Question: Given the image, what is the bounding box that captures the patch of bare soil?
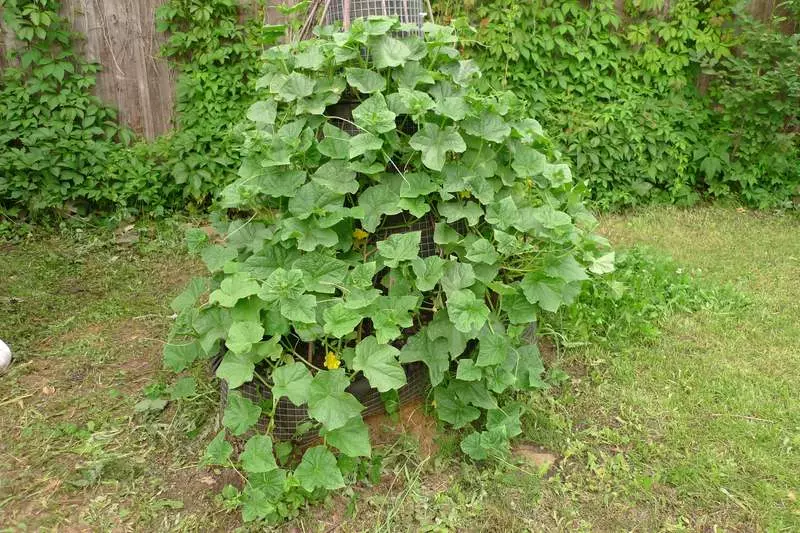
[365,399,439,458]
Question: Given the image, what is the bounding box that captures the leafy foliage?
[436,0,800,209]
[166,17,612,522]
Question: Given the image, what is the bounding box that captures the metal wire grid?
[218,361,429,442]
[323,0,425,35]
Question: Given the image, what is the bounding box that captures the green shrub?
[437,0,800,208]
[165,18,613,522]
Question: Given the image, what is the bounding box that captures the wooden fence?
[0,0,793,139]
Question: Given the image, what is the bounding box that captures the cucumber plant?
[165,17,614,522]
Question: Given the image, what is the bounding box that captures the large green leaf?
[318,123,351,159]
[247,100,277,125]
[209,273,259,308]
[512,146,547,178]
[399,332,450,386]
[271,362,313,405]
[170,278,207,313]
[399,172,438,198]
[371,35,411,69]
[409,123,466,171]
[226,321,264,354]
[259,268,305,303]
[163,341,204,373]
[433,386,480,428]
[463,112,510,143]
[476,332,511,367]
[520,273,565,313]
[294,446,345,492]
[280,293,317,323]
[311,160,358,195]
[288,182,344,220]
[545,255,589,283]
[410,255,446,292]
[438,201,483,226]
[434,96,469,121]
[393,61,435,89]
[352,336,406,392]
[456,359,483,381]
[345,67,386,93]
[216,351,256,389]
[377,231,421,267]
[222,391,262,436]
[441,261,476,294]
[202,430,233,466]
[352,93,397,133]
[502,292,538,325]
[357,184,402,232]
[447,289,489,333]
[323,417,371,458]
[276,72,315,101]
[240,435,278,473]
[292,253,348,294]
[307,369,364,430]
[322,303,364,338]
[466,238,499,265]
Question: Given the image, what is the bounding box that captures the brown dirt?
[511,443,559,474]
[365,399,439,458]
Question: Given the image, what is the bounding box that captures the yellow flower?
[352,228,369,241]
[458,190,472,199]
[324,351,341,370]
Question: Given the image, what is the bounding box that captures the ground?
[1,207,798,531]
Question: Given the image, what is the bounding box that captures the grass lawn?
[1,206,798,531]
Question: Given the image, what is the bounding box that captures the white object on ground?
[0,339,11,373]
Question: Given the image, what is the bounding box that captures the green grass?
[1,206,798,531]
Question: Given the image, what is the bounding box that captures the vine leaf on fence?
[399,332,450,386]
[227,321,265,354]
[216,351,256,389]
[294,446,345,492]
[410,123,467,171]
[377,231,421,267]
[307,369,364,430]
[209,273,260,308]
[346,67,386,94]
[322,417,372,458]
[447,289,490,333]
[271,362,313,405]
[352,336,406,392]
[222,391,262,436]
[240,435,279,473]
[203,431,233,466]
[433,386,480,428]
[323,303,364,338]
[352,93,397,133]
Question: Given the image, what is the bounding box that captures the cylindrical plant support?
[323,0,426,31]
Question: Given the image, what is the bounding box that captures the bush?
[165,18,613,522]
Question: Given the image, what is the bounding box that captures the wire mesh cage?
[218,359,429,443]
[322,0,426,35]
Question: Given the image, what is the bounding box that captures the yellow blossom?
[352,228,369,241]
[458,190,472,199]
[324,351,341,370]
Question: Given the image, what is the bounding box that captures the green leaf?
[399,332,450,386]
[428,310,470,356]
[543,163,573,187]
[216,351,255,389]
[307,369,364,430]
[311,160,358,194]
[530,205,572,230]
[276,72,315,101]
[463,112,510,143]
[240,435,278,473]
[346,68,386,93]
[344,287,381,309]
[170,278,207,313]
[209,273,260,308]
[456,359,483,381]
[241,486,275,523]
[460,432,487,460]
[409,123,466,171]
[294,445,345,492]
[294,45,326,70]
[247,100,277,125]
[348,262,378,288]
[487,404,523,438]
[352,93,397,134]
[433,386,480,429]
[589,252,616,275]
[545,255,589,283]
[271,362,313,405]
[434,96,469,121]
[386,88,435,116]
[466,238,499,264]
[358,184,402,232]
[476,332,511,367]
[447,289,489,333]
[185,228,209,254]
[410,255,446,291]
[441,261,476,294]
[520,274,565,313]
[438,201,483,226]
[201,245,238,273]
[433,222,462,245]
[450,380,498,409]
[222,391,262,436]
[485,197,520,230]
[516,345,547,389]
[259,268,305,302]
[288,182,344,220]
[280,294,317,323]
[512,146,547,178]
[163,341,204,372]
[319,123,351,159]
[323,417,372,457]
[399,172,438,198]
[169,377,197,400]
[202,430,233,466]
[393,61,435,89]
[227,321,265,354]
[349,132,383,158]
[377,231,421,267]
[372,35,411,69]
[249,468,287,501]
[502,292,538,325]
[352,336,406,393]
[293,253,348,294]
[460,427,509,460]
[323,303,364,338]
